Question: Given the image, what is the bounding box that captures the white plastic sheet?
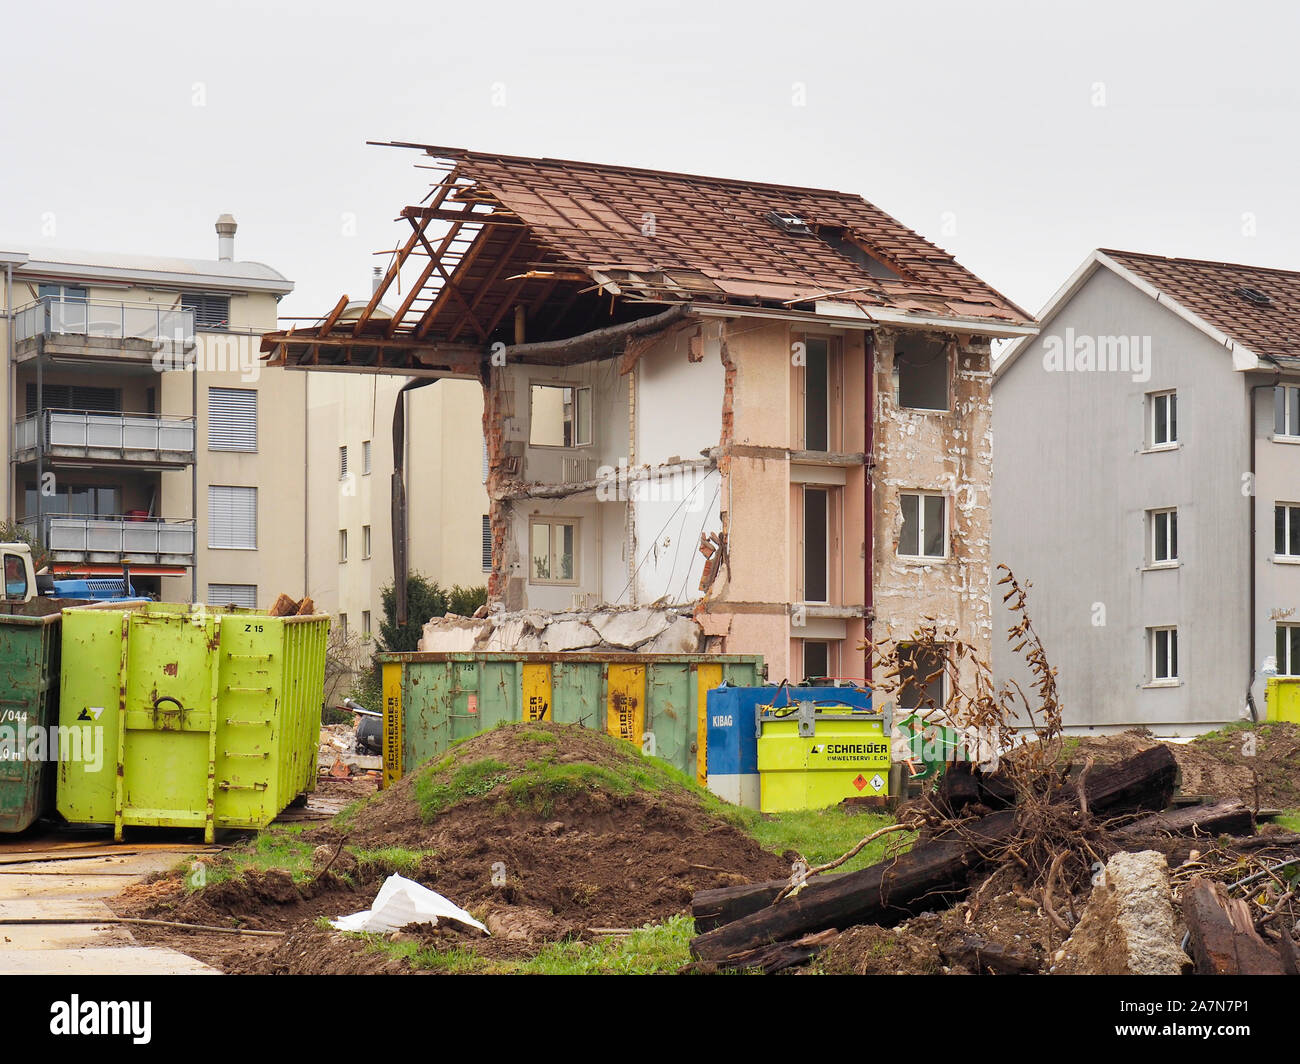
[330,874,489,934]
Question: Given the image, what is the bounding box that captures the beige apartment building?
[0,218,307,605]
[304,291,491,643]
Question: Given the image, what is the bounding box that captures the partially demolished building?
[263,144,1034,685]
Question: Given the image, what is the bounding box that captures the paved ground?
[0,841,220,975]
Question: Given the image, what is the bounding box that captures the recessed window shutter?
[208,485,257,548]
[207,583,257,608]
[481,514,492,571]
[208,388,257,451]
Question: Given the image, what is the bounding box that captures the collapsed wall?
[419,603,703,654]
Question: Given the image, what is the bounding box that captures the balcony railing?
[13,409,196,466]
[13,298,195,354]
[21,514,195,566]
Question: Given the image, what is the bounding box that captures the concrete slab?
[0,947,219,975]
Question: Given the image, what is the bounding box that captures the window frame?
[1276,503,1300,559]
[1274,384,1300,438]
[1148,390,1178,449]
[897,642,947,711]
[362,440,372,475]
[895,341,951,412]
[339,445,349,480]
[1149,626,1179,683]
[1148,507,1179,566]
[207,583,257,609]
[362,524,371,560]
[481,514,493,572]
[527,516,579,585]
[207,386,258,453]
[802,485,830,604]
[181,291,231,332]
[1276,624,1300,676]
[339,528,348,564]
[802,639,836,682]
[898,491,948,560]
[528,383,593,449]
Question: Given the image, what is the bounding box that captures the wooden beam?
[316,294,351,339]
[447,227,530,343]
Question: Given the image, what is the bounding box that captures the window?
[208,388,257,451]
[803,640,834,682]
[1276,504,1300,558]
[529,518,577,583]
[362,611,372,638]
[208,486,256,549]
[2,550,29,602]
[181,292,230,331]
[339,445,349,480]
[482,439,489,483]
[37,284,87,304]
[339,613,348,639]
[1275,385,1300,438]
[898,644,946,710]
[1150,627,1178,682]
[529,384,592,447]
[804,337,830,450]
[1149,391,1177,447]
[1149,508,1178,565]
[362,440,372,475]
[896,338,949,411]
[362,525,371,559]
[25,483,119,516]
[25,383,120,414]
[207,583,257,609]
[1277,625,1300,676]
[339,529,348,563]
[481,514,493,572]
[803,486,829,602]
[899,493,946,558]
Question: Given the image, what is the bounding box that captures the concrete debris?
[1054,851,1188,975]
[420,603,702,655]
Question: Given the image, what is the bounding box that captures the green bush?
[377,572,486,652]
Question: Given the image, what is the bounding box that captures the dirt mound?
[321,721,789,929]
[1063,724,1300,810]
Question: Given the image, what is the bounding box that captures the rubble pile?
[419,603,702,655]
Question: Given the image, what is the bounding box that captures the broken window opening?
[803,486,829,603]
[899,492,946,559]
[898,643,945,711]
[895,339,949,411]
[802,639,835,682]
[529,384,592,448]
[804,337,830,451]
[529,517,577,584]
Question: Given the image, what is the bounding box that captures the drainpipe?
[864,332,875,682]
[4,262,12,521]
[1247,365,1281,722]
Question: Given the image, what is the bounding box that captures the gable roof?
[996,249,1300,379]
[263,143,1032,374]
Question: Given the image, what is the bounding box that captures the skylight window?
[1234,285,1272,307]
[764,209,813,236]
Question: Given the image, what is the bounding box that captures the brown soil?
[1063,723,1300,809]
[112,721,789,973]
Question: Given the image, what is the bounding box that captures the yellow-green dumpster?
[57,602,328,841]
[757,699,891,813]
[1266,676,1300,722]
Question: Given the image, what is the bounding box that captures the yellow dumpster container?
[1265,676,1300,722]
[57,601,328,841]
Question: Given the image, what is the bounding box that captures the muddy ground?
[111,721,1300,975]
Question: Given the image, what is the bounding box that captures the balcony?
[22,514,195,567]
[13,299,195,363]
[14,409,196,469]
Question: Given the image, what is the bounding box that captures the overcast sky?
[4,0,1298,321]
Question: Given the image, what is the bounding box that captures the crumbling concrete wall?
[871,329,994,692]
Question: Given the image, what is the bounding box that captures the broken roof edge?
[993,250,1266,382]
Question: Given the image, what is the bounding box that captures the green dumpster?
[0,599,71,833]
[378,651,765,786]
[57,602,329,842]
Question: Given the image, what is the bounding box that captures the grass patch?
[1276,811,1300,833]
[414,757,513,819]
[516,727,559,745]
[730,807,906,873]
[504,760,635,816]
[356,933,491,973]
[352,846,436,877]
[185,824,316,891]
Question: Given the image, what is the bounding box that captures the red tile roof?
[399,143,1033,326]
[1102,249,1300,364]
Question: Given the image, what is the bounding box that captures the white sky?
[4,0,1298,322]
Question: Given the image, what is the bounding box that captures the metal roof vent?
[1235,285,1272,307]
[764,208,813,236]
